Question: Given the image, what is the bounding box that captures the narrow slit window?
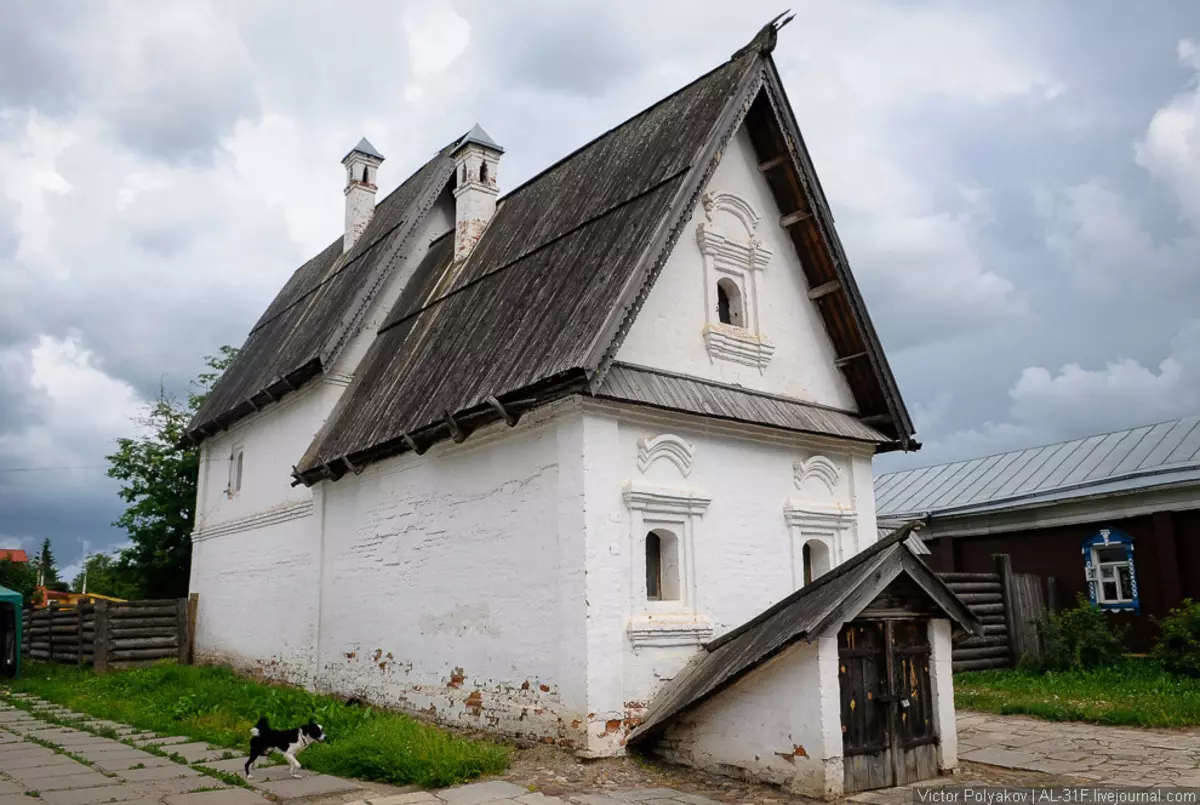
[716,278,744,327]
[235,450,244,493]
[646,531,662,600]
[645,528,681,602]
[802,542,813,586]
[480,161,488,183]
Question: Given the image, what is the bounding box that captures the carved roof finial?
[732,10,794,60]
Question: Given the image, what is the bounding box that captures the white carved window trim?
[696,191,775,370]
[784,503,856,589]
[624,482,714,647]
[636,433,696,478]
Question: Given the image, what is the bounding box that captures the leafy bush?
[1033,594,1127,672]
[1153,598,1200,677]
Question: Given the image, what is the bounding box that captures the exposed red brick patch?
[465,690,484,715]
[449,667,466,688]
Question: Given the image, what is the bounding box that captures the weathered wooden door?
[839,619,937,793]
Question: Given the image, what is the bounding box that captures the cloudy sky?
[3,1,1200,578]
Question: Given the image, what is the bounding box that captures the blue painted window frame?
[1081,528,1139,614]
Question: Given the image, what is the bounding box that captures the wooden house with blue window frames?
[876,415,1200,651]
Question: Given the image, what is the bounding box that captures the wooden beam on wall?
[835,351,869,368]
[757,154,788,172]
[780,210,814,228]
[807,279,840,300]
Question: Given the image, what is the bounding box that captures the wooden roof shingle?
[291,19,917,484]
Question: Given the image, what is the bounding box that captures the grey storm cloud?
[3,0,1200,570]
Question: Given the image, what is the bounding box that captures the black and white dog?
[245,717,326,779]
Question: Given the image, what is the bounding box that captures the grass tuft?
[955,657,1200,727]
[8,661,509,788]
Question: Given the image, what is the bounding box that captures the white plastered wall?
[572,401,878,754]
[654,636,844,798]
[616,124,857,411]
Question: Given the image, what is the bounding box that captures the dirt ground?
[493,743,1085,804]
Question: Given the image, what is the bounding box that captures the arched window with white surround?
[624,482,713,646]
[802,539,831,585]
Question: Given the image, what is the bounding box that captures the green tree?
[72,553,141,600]
[105,346,238,598]
[0,559,37,602]
[32,538,60,587]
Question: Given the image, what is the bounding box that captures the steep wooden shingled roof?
[292,20,915,485]
[627,523,979,743]
[186,142,457,442]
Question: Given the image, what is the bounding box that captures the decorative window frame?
[1082,528,1140,613]
[696,191,775,370]
[623,481,713,647]
[784,502,856,589]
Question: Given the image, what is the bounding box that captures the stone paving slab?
[119,765,201,782]
[959,711,1200,785]
[165,744,227,764]
[0,794,41,805]
[39,785,148,805]
[133,736,192,748]
[257,774,364,800]
[202,758,264,775]
[34,772,119,791]
[0,756,83,772]
[91,756,177,773]
[0,782,21,796]
[243,766,300,783]
[436,782,532,805]
[12,760,94,779]
[367,795,439,805]
[74,749,157,763]
[165,790,272,805]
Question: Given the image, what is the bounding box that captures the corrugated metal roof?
[876,416,1200,518]
[595,363,888,443]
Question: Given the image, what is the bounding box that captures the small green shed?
[0,586,22,678]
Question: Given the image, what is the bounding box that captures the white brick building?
[187,18,976,797]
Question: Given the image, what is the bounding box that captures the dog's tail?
[250,716,269,738]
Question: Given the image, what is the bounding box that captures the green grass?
[7,661,509,788]
[955,658,1200,727]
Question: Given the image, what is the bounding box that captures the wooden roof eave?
[292,368,590,487]
[755,60,917,450]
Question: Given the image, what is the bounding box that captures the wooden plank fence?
[939,554,1047,673]
[22,598,192,673]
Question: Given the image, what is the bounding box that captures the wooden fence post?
[93,600,110,675]
[186,593,198,665]
[76,607,84,665]
[176,598,189,664]
[993,553,1021,667]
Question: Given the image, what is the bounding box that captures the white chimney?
[342,137,384,252]
[452,124,503,262]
